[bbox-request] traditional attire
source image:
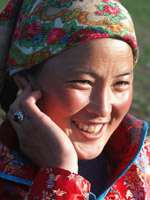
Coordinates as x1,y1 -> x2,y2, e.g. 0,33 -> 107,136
0,114 -> 149,199
0,0 -> 149,199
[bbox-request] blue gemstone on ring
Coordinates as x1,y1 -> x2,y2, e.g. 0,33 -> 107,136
13,112 -> 24,124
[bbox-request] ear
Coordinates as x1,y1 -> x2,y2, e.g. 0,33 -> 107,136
13,71 -> 30,90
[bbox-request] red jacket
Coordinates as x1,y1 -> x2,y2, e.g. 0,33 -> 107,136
0,114 -> 149,200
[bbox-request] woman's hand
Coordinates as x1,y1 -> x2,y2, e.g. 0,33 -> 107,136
7,85 -> 78,173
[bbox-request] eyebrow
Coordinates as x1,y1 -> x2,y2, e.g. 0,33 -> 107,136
66,68 -> 96,76
115,71 -> 134,78
65,68 -> 134,78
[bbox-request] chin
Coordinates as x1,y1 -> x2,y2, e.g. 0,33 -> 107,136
75,144 -> 103,160
78,152 -> 102,160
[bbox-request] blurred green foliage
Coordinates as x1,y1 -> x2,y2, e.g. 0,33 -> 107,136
0,1 -> 8,11
120,0 -> 150,129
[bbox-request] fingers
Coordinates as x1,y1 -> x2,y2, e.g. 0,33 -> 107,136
20,90 -> 43,118
8,84 -> 42,126
7,84 -> 78,171
7,85 -> 43,148
7,85 -> 31,131
9,84 -> 41,113
9,84 -> 32,113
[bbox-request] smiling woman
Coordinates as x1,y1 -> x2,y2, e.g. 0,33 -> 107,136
30,39 -> 134,161
0,0 -> 150,199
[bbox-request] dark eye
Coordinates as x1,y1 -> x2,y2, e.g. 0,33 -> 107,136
115,81 -> 129,86
113,81 -> 130,90
71,80 -> 91,84
68,80 -> 92,89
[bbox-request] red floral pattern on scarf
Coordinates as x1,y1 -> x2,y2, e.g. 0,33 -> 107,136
0,0 -> 139,75
103,5 -> 119,15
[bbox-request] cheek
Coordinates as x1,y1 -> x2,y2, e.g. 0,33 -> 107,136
114,89 -> 133,117
42,87 -> 90,117
57,89 -> 91,115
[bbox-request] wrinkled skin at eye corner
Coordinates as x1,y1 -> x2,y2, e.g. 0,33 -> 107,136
28,38 -> 134,161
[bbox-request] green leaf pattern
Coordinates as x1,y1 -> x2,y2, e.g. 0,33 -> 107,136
0,0 -> 139,75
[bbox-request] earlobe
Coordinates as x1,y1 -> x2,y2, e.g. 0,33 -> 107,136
13,72 -> 30,90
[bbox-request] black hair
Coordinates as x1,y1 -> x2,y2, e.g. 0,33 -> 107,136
0,63 -> 43,113
0,75 -> 18,113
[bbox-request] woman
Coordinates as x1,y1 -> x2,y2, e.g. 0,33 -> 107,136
0,0 -> 149,199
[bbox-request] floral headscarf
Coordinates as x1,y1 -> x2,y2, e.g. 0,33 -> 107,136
0,0 -> 138,92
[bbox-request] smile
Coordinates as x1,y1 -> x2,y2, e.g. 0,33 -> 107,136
73,121 -> 103,134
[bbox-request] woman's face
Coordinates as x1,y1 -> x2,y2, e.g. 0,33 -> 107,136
33,38 -> 134,160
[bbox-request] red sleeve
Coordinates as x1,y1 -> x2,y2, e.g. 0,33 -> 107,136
27,167 -> 90,200
0,121 -> 91,199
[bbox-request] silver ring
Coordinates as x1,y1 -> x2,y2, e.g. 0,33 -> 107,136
13,112 -> 24,124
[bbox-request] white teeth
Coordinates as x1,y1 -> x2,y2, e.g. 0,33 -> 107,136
83,125 -> 88,131
79,123 -> 83,129
88,126 -> 95,133
74,121 -> 102,134
95,125 -> 102,133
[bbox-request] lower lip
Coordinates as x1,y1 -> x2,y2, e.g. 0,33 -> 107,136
72,122 -> 106,140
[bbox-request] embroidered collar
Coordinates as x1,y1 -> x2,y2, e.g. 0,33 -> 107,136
0,114 -> 148,188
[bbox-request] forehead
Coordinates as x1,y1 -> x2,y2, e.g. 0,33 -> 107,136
42,38 -> 134,76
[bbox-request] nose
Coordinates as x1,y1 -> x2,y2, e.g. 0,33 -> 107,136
86,86 -> 112,118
